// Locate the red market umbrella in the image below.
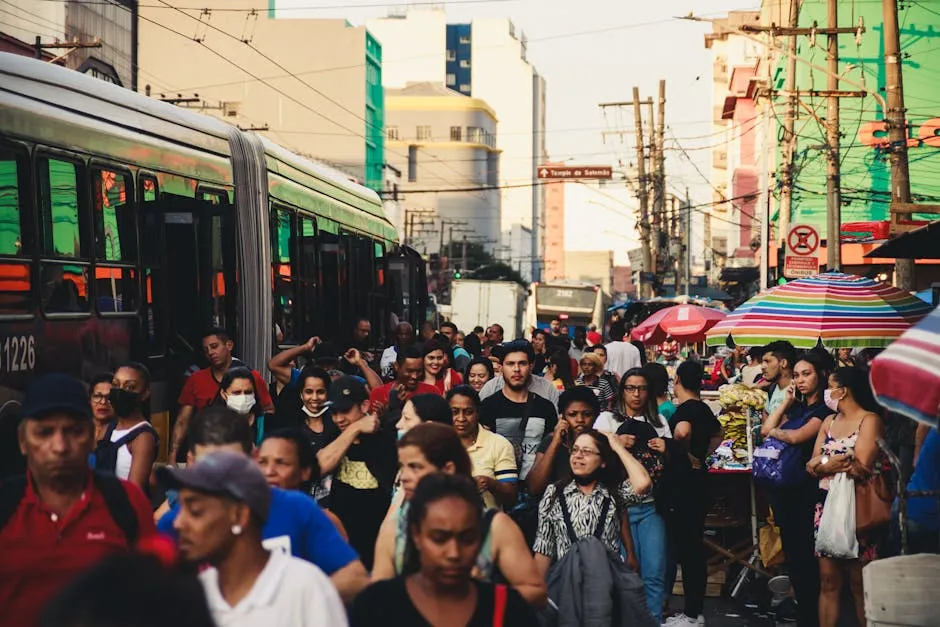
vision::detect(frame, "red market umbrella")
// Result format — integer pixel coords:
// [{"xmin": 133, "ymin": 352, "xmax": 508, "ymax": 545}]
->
[
  {"xmin": 631, "ymin": 304, "xmax": 727, "ymax": 345},
  {"xmin": 870, "ymin": 306, "xmax": 940, "ymax": 429}
]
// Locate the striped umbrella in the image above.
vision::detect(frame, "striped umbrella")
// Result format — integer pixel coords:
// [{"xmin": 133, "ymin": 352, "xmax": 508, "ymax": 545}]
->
[
  {"xmin": 630, "ymin": 304, "xmax": 727, "ymax": 344},
  {"xmin": 705, "ymin": 272, "xmax": 933, "ymax": 349},
  {"xmin": 870, "ymin": 307, "xmax": 940, "ymax": 428}
]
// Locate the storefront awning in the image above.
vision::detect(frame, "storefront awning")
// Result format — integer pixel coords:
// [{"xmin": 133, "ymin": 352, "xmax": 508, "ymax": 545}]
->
[{"xmin": 865, "ymin": 220, "xmax": 940, "ymax": 259}]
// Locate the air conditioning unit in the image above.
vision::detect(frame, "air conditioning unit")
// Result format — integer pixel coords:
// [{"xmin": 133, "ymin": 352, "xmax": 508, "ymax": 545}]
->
[{"xmin": 222, "ymin": 102, "xmax": 240, "ymax": 117}]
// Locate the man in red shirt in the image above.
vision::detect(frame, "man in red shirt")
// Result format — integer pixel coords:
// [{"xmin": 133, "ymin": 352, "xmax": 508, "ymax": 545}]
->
[
  {"xmin": 171, "ymin": 327, "xmax": 274, "ymax": 461},
  {"xmin": 368, "ymin": 345, "xmax": 439, "ymax": 410},
  {"xmin": 0, "ymin": 373, "xmax": 156, "ymax": 627}
]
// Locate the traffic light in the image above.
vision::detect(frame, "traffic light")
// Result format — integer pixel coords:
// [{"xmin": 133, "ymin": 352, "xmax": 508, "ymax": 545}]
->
[{"xmin": 454, "ymin": 265, "xmax": 462, "ymax": 279}]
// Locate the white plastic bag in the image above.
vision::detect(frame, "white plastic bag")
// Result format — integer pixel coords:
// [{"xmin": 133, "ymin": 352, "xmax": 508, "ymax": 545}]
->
[{"xmin": 815, "ymin": 472, "xmax": 859, "ymax": 559}]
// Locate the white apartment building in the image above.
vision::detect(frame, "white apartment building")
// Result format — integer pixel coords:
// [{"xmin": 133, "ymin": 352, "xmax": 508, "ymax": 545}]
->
[{"xmin": 367, "ymin": 7, "xmax": 547, "ymax": 281}]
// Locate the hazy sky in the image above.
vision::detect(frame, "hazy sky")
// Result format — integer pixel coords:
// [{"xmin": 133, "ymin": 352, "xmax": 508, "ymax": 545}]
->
[{"xmin": 278, "ymin": 0, "xmax": 761, "ymax": 208}]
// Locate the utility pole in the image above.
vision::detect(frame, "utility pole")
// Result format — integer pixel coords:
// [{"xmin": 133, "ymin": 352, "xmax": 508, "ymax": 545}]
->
[
  {"xmin": 34, "ymin": 36, "xmax": 102, "ymax": 62},
  {"xmin": 685, "ymin": 188, "xmax": 692, "ymax": 297},
  {"xmin": 461, "ymin": 235, "xmax": 468, "ymax": 275},
  {"xmin": 634, "ymin": 87, "xmax": 653, "ymax": 298},
  {"xmin": 825, "ymin": 0, "xmax": 842, "ymax": 271},
  {"xmin": 778, "ymin": 0, "xmax": 800, "ymax": 253},
  {"xmin": 646, "ymin": 96, "xmax": 660, "ymax": 280},
  {"xmin": 884, "ymin": 0, "xmax": 915, "ymax": 290},
  {"xmin": 655, "ymin": 79, "xmax": 667, "ymax": 283}
]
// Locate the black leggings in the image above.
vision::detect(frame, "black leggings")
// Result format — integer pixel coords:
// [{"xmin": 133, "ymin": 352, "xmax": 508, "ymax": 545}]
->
[
  {"xmin": 664, "ymin": 483, "xmax": 708, "ymax": 618},
  {"xmin": 769, "ymin": 485, "xmax": 822, "ymax": 627}
]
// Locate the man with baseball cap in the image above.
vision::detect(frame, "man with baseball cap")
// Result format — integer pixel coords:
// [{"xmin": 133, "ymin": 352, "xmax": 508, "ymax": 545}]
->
[
  {"xmin": 161, "ymin": 451, "xmax": 347, "ymax": 626},
  {"xmin": 0, "ymin": 373, "xmax": 156, "ymax": 627},
  {"xmin": 316, "ymin": 376, "xmax": 397, "ymax": 569}
]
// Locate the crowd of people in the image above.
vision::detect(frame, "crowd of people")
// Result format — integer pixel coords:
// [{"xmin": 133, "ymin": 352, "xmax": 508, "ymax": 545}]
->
[{"xmin": 0, "ymin": 315, "xmax": 936, "ymax": 627}]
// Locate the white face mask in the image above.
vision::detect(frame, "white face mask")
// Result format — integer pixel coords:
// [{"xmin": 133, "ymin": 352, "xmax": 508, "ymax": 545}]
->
[
  {"xmin": 226, "ymin": 394, "xmax": 255, "ymax": 415},
  {"xmin": 301, "ymin": 404, "xmax": 330, "ymax": 418}
]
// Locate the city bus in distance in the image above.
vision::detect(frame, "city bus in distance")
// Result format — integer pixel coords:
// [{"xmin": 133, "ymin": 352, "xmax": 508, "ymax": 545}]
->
[
  {"xmin": 526, "ymin": 281, "xmax": 605, "ymax": 332},
  {"xmin": 0, "ymin": 52, "xmax": 428, "ymax": 475}
]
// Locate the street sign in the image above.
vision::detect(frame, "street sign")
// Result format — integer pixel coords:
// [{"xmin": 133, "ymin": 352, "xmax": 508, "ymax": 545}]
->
[
  {"xmin": 784, "ymin": 223, "xmax": 820, "ymax": 279},
  {"xmin": 537, "ymin": 165, "xmax": 613, "ymax": 180},
  {"xmin": 627, "ymin": 248, "xmax": 645, "ymax": 272}
]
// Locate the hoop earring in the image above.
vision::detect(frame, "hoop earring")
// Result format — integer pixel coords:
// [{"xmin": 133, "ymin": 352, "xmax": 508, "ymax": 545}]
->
[{"xmin": 231, "ymin": 524, "xmax": 243, "ymax": 536}]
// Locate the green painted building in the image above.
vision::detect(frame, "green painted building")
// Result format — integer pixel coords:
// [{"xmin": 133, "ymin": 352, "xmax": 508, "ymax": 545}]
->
[{"xmin": 772, "ymin": 0, "xmax": 940, "ymax": 230}]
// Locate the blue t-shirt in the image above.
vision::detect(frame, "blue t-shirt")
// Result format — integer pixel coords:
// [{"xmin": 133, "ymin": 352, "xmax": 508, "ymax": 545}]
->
[
  {"xmin": 906, "ymin": 429, "xmax": 940, "ymax": 530},
  {"xmin": 158, "ymin": 486, "xmax": 359, "ymax": 575}
]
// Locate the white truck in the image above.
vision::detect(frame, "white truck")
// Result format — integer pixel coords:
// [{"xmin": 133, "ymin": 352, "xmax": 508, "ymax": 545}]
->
[{"xmin": 449, "ymin": 280, "xmax": 528, "ymax": 339}]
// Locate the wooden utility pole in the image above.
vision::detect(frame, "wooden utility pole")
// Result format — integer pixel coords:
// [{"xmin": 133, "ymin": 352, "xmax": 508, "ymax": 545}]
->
[
  {"xmin": 825, "ymin": 0, "xmax": 842, "ymax": 271},
  {"xmin": 655, "ymin": 79, "xmax": 667, "ymax": 281},
  {"xmin": 778, "ymin": 0, "xmax": 800, "ymax": 251},
  {"xmin": 884, "ymin": 0, "xmax": 915, "ymax": 289},
  {"xmin": 634, "ymin": 87, "xmax": 653, "ymax": 298}
]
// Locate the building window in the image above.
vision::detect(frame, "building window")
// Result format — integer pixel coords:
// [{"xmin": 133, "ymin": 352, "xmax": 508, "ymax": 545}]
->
[
  {"xmin": 446, "ymin": 73, "xmax": 456, "ymax": 86},
  {"xmin": 450, "ymin": 126, "xmax": 462, "ymax": 142},
  {"xmin": 459, "ymin": 84, "xmax": 470, "ymax": 93},
  {"xmin": 459, "ymin": 59, "xmax": 471, "ymax": 69},
  {"xmin": 386, "ymin": 126, "xmax": 399, "ymax": 141},
  {"xmin": 459, "ymin": 35, "xmax": 471, "ymax": 44},
  {"xmin": 416, "ymin": 125, "xmax": 432, "ymax": 140},
  {"xmin": 446, "ymin": 49, "xmax": 456, "ymax": 61},
  {"xmin": 466, "ymin": 127, "xmax": 481, "ymax": 143},
  {"xmin": 408, "ymin": 145, "xmax": 418, "ymax": 182}
]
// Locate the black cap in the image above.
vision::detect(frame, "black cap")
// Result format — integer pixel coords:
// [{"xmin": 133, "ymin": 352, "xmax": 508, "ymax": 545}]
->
[
  {"xmin": 327, "ymin": 375, "xmax": 369, "ymax": 412},
  {"xmin": 21, "ymin": 373, "xmax": 92, "ymax": 421}
]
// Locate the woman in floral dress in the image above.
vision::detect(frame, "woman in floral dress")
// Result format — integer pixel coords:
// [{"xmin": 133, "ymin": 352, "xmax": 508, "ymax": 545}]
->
[{"xmin": 806, "ymin": 367, "xmax": 888, "ymax": 627}]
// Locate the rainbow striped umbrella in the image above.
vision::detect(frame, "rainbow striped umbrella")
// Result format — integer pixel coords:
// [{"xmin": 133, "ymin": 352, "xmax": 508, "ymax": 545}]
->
[
  {"xmin": 705, "ymin": 272, "xmax": 933, "ymax": 349},
  {"xmin": 870, "ymin": 307, "xmax": 940, "ymax": 428}
]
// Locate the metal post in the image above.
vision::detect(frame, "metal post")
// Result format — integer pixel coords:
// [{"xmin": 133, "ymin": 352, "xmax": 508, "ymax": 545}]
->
[
  {"xmin": 884, "ymin": 0, "xmax": 916, "ymax": 290},
  {"xmin": 685, "ymin": 188, "xmax": 692, "ymax": 296},
  {"xmin": 779, "ymin": 0, "xmax": 800, "ymax": 249},
  {"xmin": 825, "ymin": 0, "xmax": 842, "ymax": 271},
  {"xmin": 462, "ymin": 235, "xmax": 467, "ymax": 274},
  {"xmin": 633, "ymin": 87, "xmax": 652, "ymax": 298}
]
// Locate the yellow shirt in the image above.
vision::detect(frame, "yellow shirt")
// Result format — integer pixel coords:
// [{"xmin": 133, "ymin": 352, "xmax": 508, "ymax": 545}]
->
[{"xmin": 466, "ymin": 427, "xmax": 518, "ymax": 509}]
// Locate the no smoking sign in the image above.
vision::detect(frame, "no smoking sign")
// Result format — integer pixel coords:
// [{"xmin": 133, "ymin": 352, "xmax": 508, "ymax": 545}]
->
[{"xmin": 784, "ymin": 224, "xmax": 820, "ymax": 278}]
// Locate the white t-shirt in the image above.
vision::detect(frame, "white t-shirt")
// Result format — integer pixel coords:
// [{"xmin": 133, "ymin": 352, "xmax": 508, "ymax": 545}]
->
[
  {"xmin": 200, "ymin": 548, "xmax": 347, "ymax": 627},
  {"xmin": 604, "ymin": 341, "xmax": 642, "ymax": 378},
  {"xmin": 593, "ymin": 411, "xmax": 672, "ymax": 438},
  {"xmin": 109, "ymin": 421, "xmax": 151, "ymax": 481}
]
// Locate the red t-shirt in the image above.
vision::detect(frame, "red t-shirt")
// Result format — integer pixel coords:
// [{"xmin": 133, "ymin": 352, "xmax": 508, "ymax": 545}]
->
[
  {"xmin": 0, "ymin": 472, "xmax": 156, "ymax": 627},
  {"xmin": 426, "ymin": 369, "xmax": 463, "ymax": 395},
  {"xmin": 177, "ymin": 367, "xmax": 274, "ymax": 412},
  {"xmin": 369, "ymin": 381, "xmax": 441, "ymax": 407}
]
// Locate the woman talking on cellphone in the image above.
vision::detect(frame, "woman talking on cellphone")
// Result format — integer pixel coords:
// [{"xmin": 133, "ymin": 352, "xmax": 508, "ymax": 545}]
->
[{"xmin": 758, "ymin": 352, "xmax": 831, "ymax": 627}]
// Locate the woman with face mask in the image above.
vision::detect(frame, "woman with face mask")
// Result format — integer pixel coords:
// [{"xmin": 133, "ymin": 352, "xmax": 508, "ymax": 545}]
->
[
  {"xmin": 806, "ymin": 367, "xmax": 888, "ymax": 627},
  {"xmin": 218, "ymin": 367, "xmax": 265, "ymax": 446},
  {"xmin": 96, "ymin": 363, "xmax": 158, "ymax": 491}
]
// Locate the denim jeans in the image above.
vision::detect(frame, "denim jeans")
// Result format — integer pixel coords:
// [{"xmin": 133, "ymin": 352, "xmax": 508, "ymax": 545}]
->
[{"xmin": 629, "ymin": 501, "xmax": 668, "ymax": 620}]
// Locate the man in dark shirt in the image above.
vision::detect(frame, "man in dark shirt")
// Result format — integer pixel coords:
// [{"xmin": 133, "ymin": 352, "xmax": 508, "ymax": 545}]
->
[
  {"xmin": 527, "ymin": 387, "xmax": 600, "ymax": 496},
  {"xmin": 479, "ymin": 340, "xmax": 557, "ymax": 481},
  {"xmin": 660, "ymin": 360, "xmax": 722, "ymax": 626},
  {"xmin": 317, "ymin": 376, "xmax": 397, "ymax": 570}
]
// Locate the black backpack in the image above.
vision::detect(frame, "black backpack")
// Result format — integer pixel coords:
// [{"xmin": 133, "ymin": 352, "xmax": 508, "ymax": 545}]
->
[
  {"xmin": 0, "ymin": 471, "xmax": 139, "ymax": 544},
  {"xmin": 93, "ymin": 422, "xmax": 158, "ymax": 474}
]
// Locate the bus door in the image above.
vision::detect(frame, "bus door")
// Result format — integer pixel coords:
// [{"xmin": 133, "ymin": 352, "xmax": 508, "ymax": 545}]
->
[{"xmin": 140, "ymin": 193, "xmax": 236, "ymax": 455}]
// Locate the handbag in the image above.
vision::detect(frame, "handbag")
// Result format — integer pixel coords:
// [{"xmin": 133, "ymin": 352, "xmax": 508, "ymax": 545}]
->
[
  {"xmin": 855, "ymin": 469, "xmax": 893, "ymax": 533},
  {"xmin": 815, "ymin": 472, "xmax": 859, "ymax": 559},
  {"xmin": 753, "ymin": 437, "xmax": 807, "ymax": 487}
]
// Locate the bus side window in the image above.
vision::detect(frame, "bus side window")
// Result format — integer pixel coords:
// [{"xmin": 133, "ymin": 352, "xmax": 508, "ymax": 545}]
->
[
  {"xmin": 0, "ymin": 147, "xmax": 34, "ymax": 317},
  {"xmin": 139, "ymin": 174, "xmax": 164, "ymax": 355},
  {"xmin": 270, "ymin": 205, "xmax": 295, "ymax": 345},
  {"xmin": 37, "ymin": 155, "xmax": 89, "ymax": 315},
  {"xmin": 92, "ymin": 168, "xmax": 138, "ymax": 315},
  {"xmin": 298, "ymin": 216, "xmax": 317, "ymax": 339},
  {"xmin": 317, "ymin": 217, "xmax": 343, "ymax": 341},
  {"xmin": 199, "ymin": 188, "xmax": 236, "ymax": 331},
  {"xmin": 373, "ymin": 240, "xmax": 389, "ymax": 340}
]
